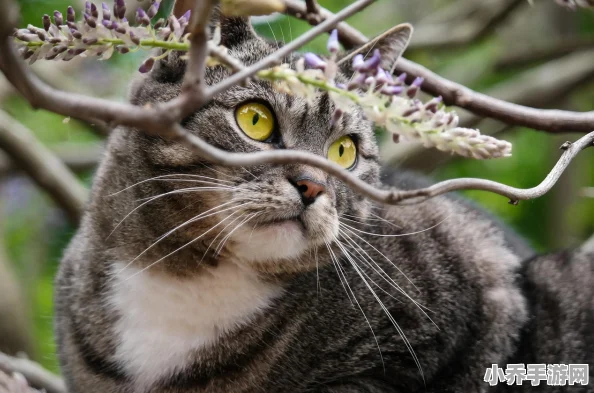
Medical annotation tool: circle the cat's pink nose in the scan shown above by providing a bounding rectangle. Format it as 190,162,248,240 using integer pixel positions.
295,178,326,205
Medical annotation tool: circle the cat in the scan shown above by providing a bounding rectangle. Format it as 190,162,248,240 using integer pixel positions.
54,12,593,393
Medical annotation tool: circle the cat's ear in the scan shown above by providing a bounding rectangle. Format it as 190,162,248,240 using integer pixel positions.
172,0,257,48
337,23,413,74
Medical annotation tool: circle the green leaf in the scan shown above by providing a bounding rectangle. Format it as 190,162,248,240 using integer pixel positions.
153,0,176,24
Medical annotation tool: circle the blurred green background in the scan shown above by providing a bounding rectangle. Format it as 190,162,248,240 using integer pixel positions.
0,0,593,373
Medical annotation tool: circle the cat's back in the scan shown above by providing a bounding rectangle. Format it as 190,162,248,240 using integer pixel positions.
499,243,594,392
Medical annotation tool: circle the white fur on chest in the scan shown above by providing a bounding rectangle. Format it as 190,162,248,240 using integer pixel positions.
108,261,282,388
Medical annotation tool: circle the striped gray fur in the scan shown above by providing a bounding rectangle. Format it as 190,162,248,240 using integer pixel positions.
54,15,593,393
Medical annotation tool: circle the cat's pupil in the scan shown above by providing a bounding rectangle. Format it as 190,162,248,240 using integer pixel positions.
339,144,345,157
253,113,260,125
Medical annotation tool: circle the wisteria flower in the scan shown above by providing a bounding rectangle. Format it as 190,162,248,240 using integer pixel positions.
258,30,512,160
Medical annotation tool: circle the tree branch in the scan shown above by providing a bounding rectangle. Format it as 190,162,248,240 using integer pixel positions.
383,48,594,169
0,110,88,223
1,0,593,208
0,143,102,176
0,353,65,393
495,36,594,70
183,0,217,92
204,0,378,99
408,0,525,52
0,370,41,393
163,124,594,205
283,0,594,133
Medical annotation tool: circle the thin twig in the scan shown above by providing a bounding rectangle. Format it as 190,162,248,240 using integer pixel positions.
581,187,594,198
283,0,368,52
384,49,594,170
0,353,66,393
305,0,320,15
495,36,594,70
0,110,88,222
0,370,41,393
304,0,322,23
283,0,594,133
0,0,377,134
0,143,103,176
409,0,525,51
204,0,378,99
207,42,245,73
165,123,594,205
1,0,594,208
183,0,217,92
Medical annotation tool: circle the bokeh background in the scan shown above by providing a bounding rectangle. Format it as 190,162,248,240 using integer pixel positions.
0,0,593,373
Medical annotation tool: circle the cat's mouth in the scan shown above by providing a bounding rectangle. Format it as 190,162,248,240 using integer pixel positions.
258,216,306,231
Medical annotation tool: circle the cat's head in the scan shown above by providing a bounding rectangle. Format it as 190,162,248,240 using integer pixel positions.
104,12,412,275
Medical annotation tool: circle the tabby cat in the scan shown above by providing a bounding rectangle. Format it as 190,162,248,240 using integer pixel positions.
55,12,593,393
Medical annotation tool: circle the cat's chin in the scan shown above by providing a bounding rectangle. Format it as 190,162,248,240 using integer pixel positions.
230,218,308,262
228,215,338,265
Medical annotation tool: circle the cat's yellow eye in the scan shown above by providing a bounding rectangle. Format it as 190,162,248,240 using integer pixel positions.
328,136,357,169
235,102,275,141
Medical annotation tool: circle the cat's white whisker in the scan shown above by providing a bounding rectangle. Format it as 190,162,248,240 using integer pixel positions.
367,211,403,229
239,166,258,180
108,174,234,196
116,202,250,275
108,187,235,238
215,212,261,256
338,223,422,294
339,216,382,228
339,213,452,238
338,231,409,300
266,21,280,51
198,162,245,182
202,211,248,261
324,241,354,305
134,186,235,203
335,239,424,383
120,212,242,282
326,240,386,372
339,245,402,304
342,212,402,229
338,229,437,323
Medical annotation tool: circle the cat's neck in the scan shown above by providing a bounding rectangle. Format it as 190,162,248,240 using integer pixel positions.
107,260,283,389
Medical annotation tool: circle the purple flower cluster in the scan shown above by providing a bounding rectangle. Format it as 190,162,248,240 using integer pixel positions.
554,0,594,9
296,30,512,159
13,1,191,71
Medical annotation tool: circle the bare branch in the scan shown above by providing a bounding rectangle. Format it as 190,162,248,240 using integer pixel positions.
396,58,594,133
0,353,65,393
304,0,322,23
581,187,594,198
495,37,594,70
0,110,88,222
554,0,594,10
283,0,368,50
207,42,245,73
0,143,103,176
183,0,217,92
0,370,41,393
384,49,594,169
163,123,594,205
1,0,593,208
409,0,524,52
305,0,320,15
0,0,377,135
204,0,378,99
173,0,196,18
283,0,594,133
